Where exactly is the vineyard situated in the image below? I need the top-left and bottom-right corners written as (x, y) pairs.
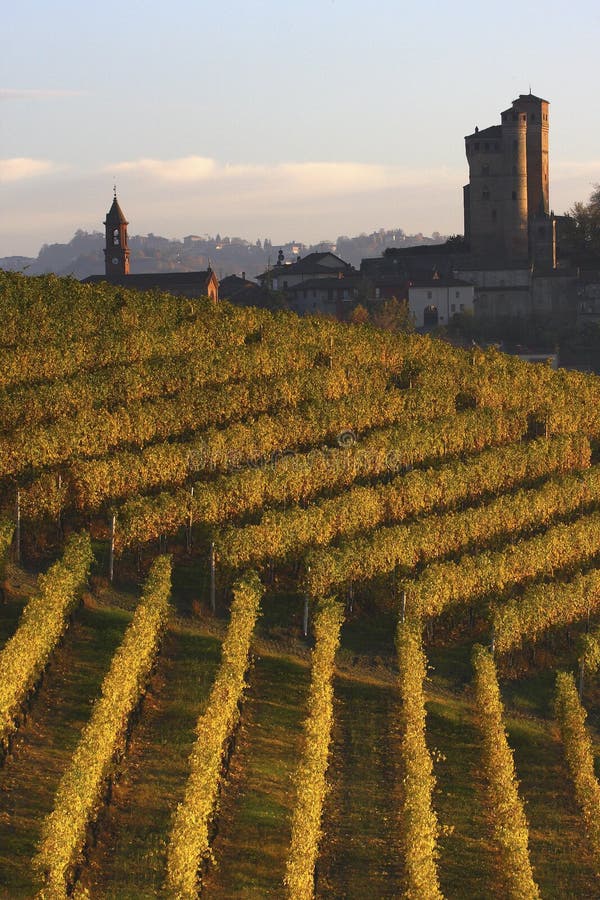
top-left (1, 269), bottom-right (600, 899)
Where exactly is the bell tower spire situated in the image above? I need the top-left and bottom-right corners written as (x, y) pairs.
top-left (104, 189), bottom-right (130, 279)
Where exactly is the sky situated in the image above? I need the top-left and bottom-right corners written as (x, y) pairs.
top-left (1, 0), bottom-right (600, 257)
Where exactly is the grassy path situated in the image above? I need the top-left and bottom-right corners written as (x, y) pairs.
top-left (504, 670), bottom-right (600, 899)
top-left (79, 624), bottom-right (221, 899)
top-left (0, 602), bottom-right (130, 899)
top-left (204, 653), bottom-right (310, 899)
top-left (316, 676), bottom-right (402, 899)
top-left (0, 565), bottom-right (39, 648)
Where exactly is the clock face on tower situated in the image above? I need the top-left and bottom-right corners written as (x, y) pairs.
top-left (112, 257), bottom-right (119, 265)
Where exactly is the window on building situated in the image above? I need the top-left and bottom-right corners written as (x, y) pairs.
top-left (451, 303), bottom-right (456, 313)
top-left (455, 290), bottom-right (460, 299)
top-left (113, 229), bottom-right (120, 246)
top-left (482, 189), bottom-right (490, 200)
top-left (482, 164), bottom-right (490, 176)
top-left (427, 290), bottom-right (432, 300)
top-left (494, 142), bottom-right (499, 151)
top-left (375, 287), bottom-right (381, 299)
top-left (460, 303), bottom-right (465, 312)
top-left (484, 142), bottom-right (489, 151)
top-left (474, 142), bottom-right (480, 151)
top-left (283, 280), bottom-right (288, 289)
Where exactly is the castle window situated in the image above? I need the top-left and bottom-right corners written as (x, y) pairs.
top-left (484, 142), bottom-right (489, 151)
top-left (460, 303), bottom-right (465, 312)
top-left (482, 189), bottom-right (490, 200)
top-left (113, 228), bottom-right (119, 246)
top-left (455, 291), bottom-right (460, 299)
top-left (451, 303), bottom-right (456, 313)
top-left (482, 164), bottom-right (490, 176)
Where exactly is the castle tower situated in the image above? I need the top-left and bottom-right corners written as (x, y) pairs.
top-left (464, 93), bottom-right (553, 268)
top-left (104, 189), bottom-right (130, 279)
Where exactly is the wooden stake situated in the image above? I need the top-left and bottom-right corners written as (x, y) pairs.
top-left (210, 541), bottom-right (216, 614)
top-left (14, 488), bottom-right (21, 565)
top-left (109, 514), bottom-right (115, 583)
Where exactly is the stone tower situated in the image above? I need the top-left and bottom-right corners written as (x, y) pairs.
top-left (104, 189), bottom-right (130, 278)
top-left (463, 93), bottom-right (554, 268)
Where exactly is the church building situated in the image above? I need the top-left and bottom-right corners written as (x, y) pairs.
top-left (84, 192), bottom-right (219, 302)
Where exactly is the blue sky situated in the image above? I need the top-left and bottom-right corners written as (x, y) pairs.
top-left (2, 0), bottom-right (600, 255)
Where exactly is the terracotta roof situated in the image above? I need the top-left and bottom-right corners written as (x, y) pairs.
top-left (465, 125), bottom-right (502, 141)
top-left (408, 278), bottom-right (474, 288)
top-left (83, 270), bottom-right (215, 289)
top-left (287, 276), bottom-right (362, 292)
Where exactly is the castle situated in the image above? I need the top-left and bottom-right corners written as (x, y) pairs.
top-left (463, 92), bottom-right (556, 269)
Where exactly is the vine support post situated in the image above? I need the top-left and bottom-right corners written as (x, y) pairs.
top-left (14, 487), bottom-right (21, 565)
top-left (109, 513), bottom-right (116, 583)
top-left (210, 540), bottom-right (216, 614)
top-left (186, 486), bottom-right (194, 554)
top-left (348, 582), bottom-right (354, 614)
top-left (490, 625), bottom-right (496, 656)
top-left (401, 590), bottom-right (406, 624)
top-left (579, 656), bottom-right (585, 700)
top-left (302, 594), bottom-right (309, 638)
top-left (57, 473), bottom-right (63, 537)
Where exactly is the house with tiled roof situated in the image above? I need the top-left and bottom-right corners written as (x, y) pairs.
top-left (256, 250), bottom-right (355, 292)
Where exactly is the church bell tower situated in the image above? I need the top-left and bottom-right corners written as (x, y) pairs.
top-left (104, 188), bottom-right (130, 279)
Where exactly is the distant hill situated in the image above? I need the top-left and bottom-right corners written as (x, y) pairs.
top-left (0, 227), bottom-right (447, 281)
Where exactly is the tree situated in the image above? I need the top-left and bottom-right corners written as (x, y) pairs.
top-left (370, 297), bottom-right (415, 333)
top-left (349, 303), bottom-right (369, 325)
top-left (560, 184), bottom-right (600, 264)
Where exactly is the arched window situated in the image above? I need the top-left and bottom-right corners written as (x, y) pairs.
top-left (113, 228), bottom-right (120, 246)
top-left (423, 305), bottom-right (439, 328)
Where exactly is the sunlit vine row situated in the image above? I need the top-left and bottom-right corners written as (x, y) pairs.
top-left (167, 570), bottom-right (263, 899)
top-left (36, 555), bottom-right (172, 898)
top-left (0, 532), bottom-right (92, 761)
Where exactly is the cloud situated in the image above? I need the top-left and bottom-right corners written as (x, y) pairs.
top-left (111, 156), bottom-right (218, 182)
top-left (0, 88), bottom-right (87, 101)
top-left (0, 158), bottom-right (58, 182)
top-left (108, 155), bottom-right (462, 198)
top-left (552, 159), bottom-right (600, 177)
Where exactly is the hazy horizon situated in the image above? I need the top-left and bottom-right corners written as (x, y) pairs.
top-left (2, 0), bottom-right (600, 257)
